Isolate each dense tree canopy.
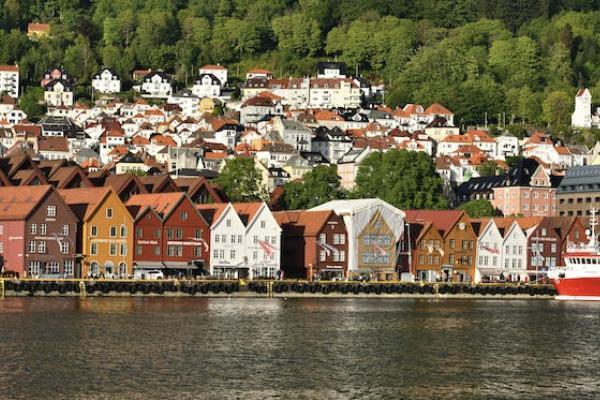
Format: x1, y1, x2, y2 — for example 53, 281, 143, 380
215, 158, 266, 202
280, 165, 345, 210
458, 199, 498, 218
353, 150, 448, 210
0, 0, 600, 130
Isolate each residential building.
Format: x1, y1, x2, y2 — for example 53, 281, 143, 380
92, 68, 121, 94
0, 65, 19, 98
59, 187, 134, 278
0, 186, 78, 278
191, 74, 221, 98
44, 79, 74, 107
492, 161, 560, 217
140, 71, 173, 98
557, 165, 600, 218
311, 126, 353, 164
274, 210, 348, 280
272, 117, 312, 152
198, 64, 227, 87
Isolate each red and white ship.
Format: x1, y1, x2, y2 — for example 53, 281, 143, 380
548, 208, 600, 300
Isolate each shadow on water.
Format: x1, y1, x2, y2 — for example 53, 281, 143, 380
0, 297, 599, 400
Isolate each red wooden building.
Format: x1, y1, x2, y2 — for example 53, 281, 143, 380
127, 192, 210, 276
273, 210, 348, 280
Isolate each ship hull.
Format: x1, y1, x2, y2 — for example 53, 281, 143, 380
552, 277, 600, 300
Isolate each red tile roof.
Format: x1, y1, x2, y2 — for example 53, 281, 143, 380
0, 185, 52, 220
405, 209, 465, 235
126, 192, 185, 218
58, 187, 112, 221
273, 210, 334, 236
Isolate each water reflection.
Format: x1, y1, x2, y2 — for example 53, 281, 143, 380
0, 298, 599, 399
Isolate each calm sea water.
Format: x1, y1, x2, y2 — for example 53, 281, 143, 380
0, 298, 599, 400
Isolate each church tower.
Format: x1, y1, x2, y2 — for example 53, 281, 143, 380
572, 88, 592, 128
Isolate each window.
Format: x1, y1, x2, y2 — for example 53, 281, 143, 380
449, 239, 455, 249
319, 250, 326, 261
213, 249, 219, 259
238, 235, 243, 243
109, 244, 117, 256
154, 246, 160, 256
30, 224, 37, 235
110, 226, 117, 237
231, 235, 236, 244
120, 243, 127, 256
181, 211, 188, 220
62, 225, 69, 236
339, 251, 345, 262
194, 246, 202, 257
167, 229, 174, 239
47, 262, 59, 274
320, 233, 326, 243
64, 260, 74, 276
38, 241, 46, 254
261, 221, 266, 228
91, 226, 98, 237
226, 219, 231, 227
136, 228, 143, 238
253, 251, 258, 260
136, 245, 142, 256
90, 243, 98, 255
215, 235, 220, 243
28, 261, 40, 276
60, 241, 69, 254
551, 243, 557, 253
221, 234, 227, 243
28, 241, 36, 253
253, 235, 258, 244
46, 206, 56, 217
195, 229, 202, 239
154, 229, 161, 238
230, 249, 236, 259
541, 228, 547, 236
120, 225, 127, 237
40, 224, 47, 235
106, 208, 113, 218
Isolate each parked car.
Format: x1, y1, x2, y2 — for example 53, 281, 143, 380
134, 269, 164, 280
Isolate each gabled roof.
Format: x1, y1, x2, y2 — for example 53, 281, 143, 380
47, 166, 93, 189
59, 187, 113, 221
196, 203, 230, 226
405, 209, 466, 238
174, 176, 225, 203
126, 192, 189, 220
273, 210, 337, 237
0, 185, 53, 220
232, 202, 264, 226
104, 173, 148, 196
138, 174, 178, 193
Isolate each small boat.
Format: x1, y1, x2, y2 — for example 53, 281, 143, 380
548, 208, 600, 300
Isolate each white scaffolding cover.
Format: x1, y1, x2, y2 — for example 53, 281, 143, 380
310, 198, 405, 272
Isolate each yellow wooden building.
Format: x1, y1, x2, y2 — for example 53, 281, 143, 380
59, 187, 134, 277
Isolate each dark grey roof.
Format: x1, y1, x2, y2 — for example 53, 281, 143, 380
558, 165, 600, 193
43, 78, 73, 91
196, 73, 221, 86
317, 62, 347, 76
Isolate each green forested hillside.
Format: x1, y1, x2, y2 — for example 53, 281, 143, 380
1, 0, 600, 130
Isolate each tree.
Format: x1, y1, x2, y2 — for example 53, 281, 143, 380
19, 87, 46, 122
478, 161, 503, 177
280, 166, 345, 210
542, 90, 572, 127
272, 13, 321, 57
458, 199, 497, 218
215, 158, 266, 202
354, 150, 448, 210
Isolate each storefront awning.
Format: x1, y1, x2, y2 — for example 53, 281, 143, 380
164, 262, 196, 270
134, 262, 165, 270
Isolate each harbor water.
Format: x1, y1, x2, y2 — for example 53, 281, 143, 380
0, 297, 599, 399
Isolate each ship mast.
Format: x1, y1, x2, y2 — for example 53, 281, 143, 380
590, 207, 597, 249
